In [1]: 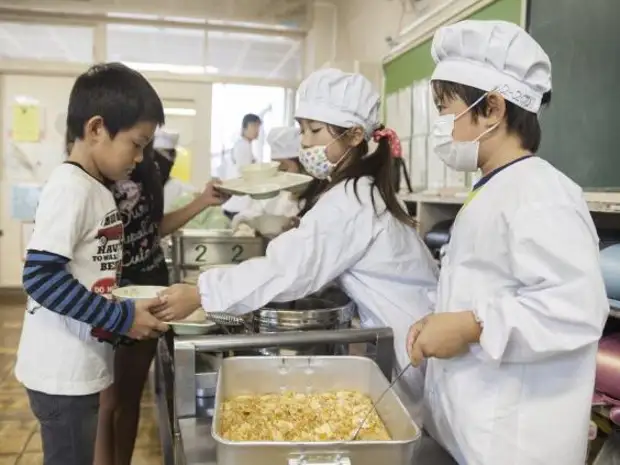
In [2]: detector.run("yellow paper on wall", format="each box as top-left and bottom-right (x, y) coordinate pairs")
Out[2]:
(170, 147), (191, 182)
(12, 104), (41, 142)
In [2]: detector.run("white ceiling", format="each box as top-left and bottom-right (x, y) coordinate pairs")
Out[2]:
(0, 20), (303, 80)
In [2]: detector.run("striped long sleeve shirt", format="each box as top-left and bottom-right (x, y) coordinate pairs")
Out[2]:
(23, 250), (135, 335)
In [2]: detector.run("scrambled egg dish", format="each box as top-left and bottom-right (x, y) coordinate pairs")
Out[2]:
(218, 390), (390, 442)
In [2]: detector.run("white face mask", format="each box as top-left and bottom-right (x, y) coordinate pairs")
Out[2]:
(431, 91), (500, 172)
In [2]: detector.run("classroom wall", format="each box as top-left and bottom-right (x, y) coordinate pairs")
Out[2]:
(334, 0), (421, 64)
(304, 2), (338, 73)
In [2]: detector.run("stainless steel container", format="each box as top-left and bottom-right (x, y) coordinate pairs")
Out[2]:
(211, 356), (420, 465)
(171, 229), (265, 283)
(252, 291), (355, 356)
(255, 298), (354, 332)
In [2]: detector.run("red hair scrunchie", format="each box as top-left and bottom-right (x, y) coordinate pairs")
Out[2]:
(372, 127), (402, 158)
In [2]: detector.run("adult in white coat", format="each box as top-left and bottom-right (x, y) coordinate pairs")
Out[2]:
(157, 68), (439, 420)
(222, 113), (262, 217)
(406, 20), (609, 465)
(231, 126), (302, 236)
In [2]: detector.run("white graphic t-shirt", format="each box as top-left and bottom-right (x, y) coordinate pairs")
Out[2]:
(15, 163), (123, 395)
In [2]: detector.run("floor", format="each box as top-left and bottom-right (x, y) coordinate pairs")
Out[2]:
(0, 300), (162, 465)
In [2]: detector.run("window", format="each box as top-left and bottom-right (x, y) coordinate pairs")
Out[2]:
(207, 31), (302, 80)
(104, 23), (302, 79)
(106, 24), (208, 73)
(210, 84), (289, 177)
(0, 21), (94, 63)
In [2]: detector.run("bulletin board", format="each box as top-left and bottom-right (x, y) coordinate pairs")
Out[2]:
(527, 0), (620, 189)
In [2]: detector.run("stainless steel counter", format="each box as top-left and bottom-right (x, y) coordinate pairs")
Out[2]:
(153, 329), (457, 465)
(173, 414), (456, 465)
(178, 416), (216, 465)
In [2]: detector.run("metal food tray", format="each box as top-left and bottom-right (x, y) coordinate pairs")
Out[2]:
(211, 356), (420, 465)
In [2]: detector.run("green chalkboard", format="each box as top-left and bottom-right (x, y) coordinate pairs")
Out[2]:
(527, 0), (620, 189)
(384, 0), (524, 95)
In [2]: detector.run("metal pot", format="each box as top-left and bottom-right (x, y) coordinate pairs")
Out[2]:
(251, 290), (355, 356)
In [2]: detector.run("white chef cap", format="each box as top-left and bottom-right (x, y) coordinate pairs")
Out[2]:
(431, 20), (552, 113)
(153, 128), (180, 150)
(295, 68), (380, 138)
(267, 127), (300, 160)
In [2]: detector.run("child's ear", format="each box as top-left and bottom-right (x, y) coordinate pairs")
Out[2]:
(84, 116), (107, 143)
(346, 127), (366, 148)
(484, 92), (507, 127)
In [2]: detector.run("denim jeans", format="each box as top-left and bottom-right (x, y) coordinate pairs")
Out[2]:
(26, 389), (100, 465)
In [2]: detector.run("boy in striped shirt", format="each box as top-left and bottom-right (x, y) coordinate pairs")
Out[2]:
(15, 63), (169, 465)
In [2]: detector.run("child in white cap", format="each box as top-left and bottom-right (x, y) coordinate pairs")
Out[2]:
(231, 126), (302, 237)
(155, 68), (439, 423)
(406, 20), (608, 464)
(151, 128), (199, 212)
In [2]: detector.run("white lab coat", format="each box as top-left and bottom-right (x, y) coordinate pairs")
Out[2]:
(222, 138), (254, 213)
(424, 157), (609, 465)
(199, 177), (438, 417)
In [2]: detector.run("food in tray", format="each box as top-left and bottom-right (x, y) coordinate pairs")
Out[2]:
(218, 390), (390, 442)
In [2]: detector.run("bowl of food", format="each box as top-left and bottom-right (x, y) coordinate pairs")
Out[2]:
(111, 285), (166, 301)
(240, 162), (280, 183)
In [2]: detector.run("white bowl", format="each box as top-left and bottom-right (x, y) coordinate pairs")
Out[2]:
(112, 285), (166, 301)
(170, 321), (217, 336)
(240, 162), (279, 183)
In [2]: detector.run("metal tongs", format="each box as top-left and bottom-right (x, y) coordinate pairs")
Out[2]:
(204, 311), (254, 333)
(350, 363), (412, 440)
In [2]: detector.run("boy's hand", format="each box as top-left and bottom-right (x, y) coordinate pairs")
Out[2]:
(152, 284), (201, 322)
(407, 311), (482, 367)
(196, 180), (228, 209)
(127, 297), (169, 339)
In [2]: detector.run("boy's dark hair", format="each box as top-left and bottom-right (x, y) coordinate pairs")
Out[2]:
(66, 62), (165, 142)
(298, 124), (415, 228)
(432, 81), (552, 153)
(241, 113), (261, 129)
(131, 142), (165, 224)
